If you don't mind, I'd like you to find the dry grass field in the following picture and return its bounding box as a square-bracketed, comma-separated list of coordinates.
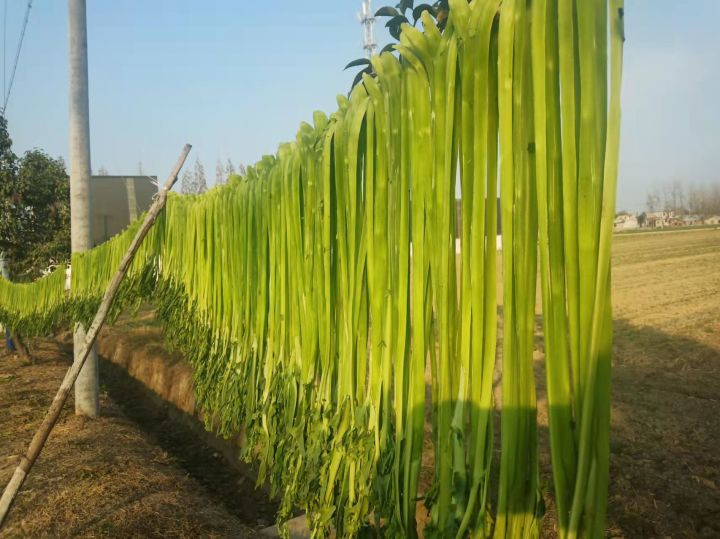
[1, 227, 718, 537]
[0, 341, 268, 538]
[605, 228, 720, 538]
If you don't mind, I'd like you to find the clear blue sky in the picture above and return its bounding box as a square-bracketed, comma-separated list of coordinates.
[3, 1, 719, 211]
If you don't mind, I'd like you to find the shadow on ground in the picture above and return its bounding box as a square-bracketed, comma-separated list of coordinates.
[605, 319, 720, 538]
[100, 357, 279, 528]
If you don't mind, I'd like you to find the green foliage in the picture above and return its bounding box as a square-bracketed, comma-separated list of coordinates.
[0, 2, 625, 537]
[0, 116, 17, 176]
[0, 117, 71, 279]
[347, 0, 450, 90]
[374, 0, 449, 35]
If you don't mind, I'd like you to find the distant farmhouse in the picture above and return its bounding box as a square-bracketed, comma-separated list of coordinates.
[90, 175, 157, 246]
[676, 214, 702, 227]
[645, 210, 674, 229]
[613, 212, 638, 231]
[614, 209, 720, 232]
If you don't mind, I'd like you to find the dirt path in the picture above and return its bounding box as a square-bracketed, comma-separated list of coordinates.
[0, 340, 268, 538]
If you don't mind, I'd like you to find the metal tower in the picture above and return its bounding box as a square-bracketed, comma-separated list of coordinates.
[359, 0, 377, 58]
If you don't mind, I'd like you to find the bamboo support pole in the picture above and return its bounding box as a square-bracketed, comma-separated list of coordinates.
[0, 144, 192, 529]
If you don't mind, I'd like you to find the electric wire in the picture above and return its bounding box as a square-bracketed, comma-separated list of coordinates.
[3, 0, 32, 115]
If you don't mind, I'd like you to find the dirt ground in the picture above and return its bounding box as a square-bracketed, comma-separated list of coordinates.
[0, 340, 272, 538]
[1, 227, 719, 538]
[605, 228, 720, 538]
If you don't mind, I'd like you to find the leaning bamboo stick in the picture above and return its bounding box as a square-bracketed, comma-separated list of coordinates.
[0, 144, 192, 529]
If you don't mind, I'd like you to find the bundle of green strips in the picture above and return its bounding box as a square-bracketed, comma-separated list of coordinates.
[0, 265, 67, 337]
[0, 1, 624, 536]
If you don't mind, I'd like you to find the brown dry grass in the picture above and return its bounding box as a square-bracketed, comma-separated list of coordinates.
[605, 228, 720, 538]
[0, 340, 262, 538]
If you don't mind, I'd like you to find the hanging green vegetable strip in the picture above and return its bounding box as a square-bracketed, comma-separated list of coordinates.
[0, 3, 624, 536]
[0, 265, 68, 337]
[380, 54, 413, 538]
[451, 2, 502, 537]
[431, 19, 460, 535]
[533, 0, 577, 535]
[570, 3, 624, 538]
[534, 1, 625, 537]
[394, 29, 431, 538]
[338, 88, 376, 536]
[496, 0, 541, 537]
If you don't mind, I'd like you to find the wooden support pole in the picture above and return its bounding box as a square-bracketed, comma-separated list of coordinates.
[0, 144, 192, 529]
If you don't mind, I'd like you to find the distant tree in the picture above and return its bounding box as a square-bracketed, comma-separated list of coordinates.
[180, 169, 194, 194]
[98, 165, 109, 175]
[637, 212, 646, 228]
[670, 180, 686, 214]
[647, 180, 720, 217]
[180, 159, 208, 195]
[687, 184, 702, 215]
[0, 117, 71, 279]
[225, 158, 236, 179]
[646, 189, 661, 213]
[687, 182, 720, 216]
[710, 184, 720, 215]
[13, 151, 71, 277]
[0, 115, 18, 274]
[216, 159, 225, 186]
[661, 183, 672, 212]
[0, 116, 17, 182]
[238, 162, 246, 176]
[193, 158, 207, 194]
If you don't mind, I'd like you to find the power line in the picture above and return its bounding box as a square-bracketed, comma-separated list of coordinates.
[3, 0, 7, 103]
[2, 0, 32, 116]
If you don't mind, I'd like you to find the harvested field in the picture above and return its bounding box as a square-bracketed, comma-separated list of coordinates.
[606, 229, 720, 538]
[1, 228, 718, 537]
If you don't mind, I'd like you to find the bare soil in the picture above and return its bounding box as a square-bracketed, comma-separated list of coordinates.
[0, 340, 272, 538]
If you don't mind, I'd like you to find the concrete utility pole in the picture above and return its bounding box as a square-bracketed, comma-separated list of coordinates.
[68, 0, 99, 418]
[0, 252, 8, 280]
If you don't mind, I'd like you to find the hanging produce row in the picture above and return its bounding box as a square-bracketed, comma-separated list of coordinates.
[0, 1, 624, 537]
